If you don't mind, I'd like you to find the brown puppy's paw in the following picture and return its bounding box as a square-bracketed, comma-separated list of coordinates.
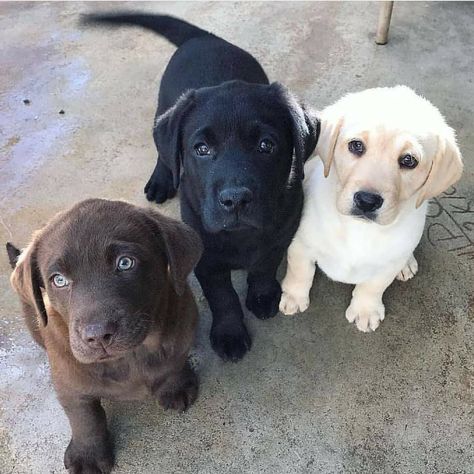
[210, 321, 252, 361]
[64, 438, 114, 474]
[157, 368, 198, 412]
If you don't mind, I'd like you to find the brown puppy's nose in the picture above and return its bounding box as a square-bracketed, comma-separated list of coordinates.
[219, 187, 253, 212]
[82, 321, 118, 347]
[354, 191, 384, 213]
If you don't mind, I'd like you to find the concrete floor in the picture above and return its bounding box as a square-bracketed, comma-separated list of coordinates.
[1, 2, 473, 473]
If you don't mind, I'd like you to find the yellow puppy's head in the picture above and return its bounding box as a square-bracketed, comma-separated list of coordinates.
[316, 86, 463, 225]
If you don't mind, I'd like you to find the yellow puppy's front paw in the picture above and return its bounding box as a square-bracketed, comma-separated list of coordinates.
[279, 291, 309, 316]
[396, 254, 418, 281]
[345, 300, 385, 332]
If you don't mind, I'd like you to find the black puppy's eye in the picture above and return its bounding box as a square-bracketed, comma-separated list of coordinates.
[117, 256, 135, 272]
[194, 143, 211, 156]
[258, 138, 274, 154]
[399, 154, 418, 169]
[52, 273, 69, 288]
[348, 140, 365, 156]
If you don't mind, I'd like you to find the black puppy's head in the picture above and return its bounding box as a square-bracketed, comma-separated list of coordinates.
[154, 81, 320, 233]
[9, 199, 202, 364]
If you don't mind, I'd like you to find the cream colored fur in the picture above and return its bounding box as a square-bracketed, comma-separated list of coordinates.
[280, 86, 463, 332]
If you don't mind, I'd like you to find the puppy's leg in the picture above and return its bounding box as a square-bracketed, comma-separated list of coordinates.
[154, 360, 198, 412]
[144, 159, 177, 204]
[279, 240, 315, 315]
[195, 262, 251, 362]
[396, 253, 419, 281]
[59, 395, 114, 474]
[246, 247, 286, 320]
[345, 270, 399, 332]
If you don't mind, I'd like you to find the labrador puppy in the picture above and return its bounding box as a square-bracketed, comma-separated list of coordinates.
[280, 86, 463, 331]
[7, 198, 203, 473]
[82, 13, 320, 361]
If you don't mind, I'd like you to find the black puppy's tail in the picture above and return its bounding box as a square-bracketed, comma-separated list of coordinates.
[6, 242, 21, 269]
[81, 12, 211, 47]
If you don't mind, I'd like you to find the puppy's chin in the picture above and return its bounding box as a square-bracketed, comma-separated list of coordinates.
[71, 348, 123, 364]
[338, 206, 399, 226]
[202, 208, 264, 234]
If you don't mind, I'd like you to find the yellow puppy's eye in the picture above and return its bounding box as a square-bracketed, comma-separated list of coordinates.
[117, 256, 135, 271]
[52, 273, 69, 288]
[399, 154, 418, 169]
[348, 140, 365, 156]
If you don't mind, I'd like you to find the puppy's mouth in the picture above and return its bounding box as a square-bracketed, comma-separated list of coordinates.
[203, 211, 263, 233]
[70, 318, 151, 364]
[350, 207, 379, 222]
[222, 214, 262, 231]
[72, 344, 134, 364]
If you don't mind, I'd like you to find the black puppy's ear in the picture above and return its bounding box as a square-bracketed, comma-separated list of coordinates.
[153, 90, 196, 189]
[9, 240, 48, 326]
[270, 82, 320, 182]
[143, 209, 203, 295]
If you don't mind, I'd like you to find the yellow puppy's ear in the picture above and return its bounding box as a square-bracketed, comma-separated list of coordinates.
[416, 134, 463, 208]
[315, 116, 343, 178]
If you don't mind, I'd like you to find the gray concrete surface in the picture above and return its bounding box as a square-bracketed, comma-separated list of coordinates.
[1, 2, 473, 473]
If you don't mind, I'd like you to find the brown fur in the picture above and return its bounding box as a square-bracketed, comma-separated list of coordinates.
[8, 198, 203, 474]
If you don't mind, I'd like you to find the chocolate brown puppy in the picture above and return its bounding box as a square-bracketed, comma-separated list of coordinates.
[7, 198, 203, 474]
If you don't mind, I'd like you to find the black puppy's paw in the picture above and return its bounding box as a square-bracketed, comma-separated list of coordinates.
[246, 279, 282, 320]
[64, 438, 114, 474]
[157, 368, 198, 412]
[144, 168, 176, 204]
[210, 322, 252, 362]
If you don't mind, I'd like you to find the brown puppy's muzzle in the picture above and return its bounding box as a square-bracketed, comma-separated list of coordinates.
[70, 306, 152, 364]
[81, 320, 118, 350]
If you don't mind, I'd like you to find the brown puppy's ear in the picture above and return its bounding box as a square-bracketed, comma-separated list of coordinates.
[270, 83, 320, 183]
[143, 209, 203, 295]
[416, 134, 463, 208]
[316, 113, 344, 178]
[153, 89, 196, 190]
[9, 240, 48, 326]
[6, 242, 21, 269]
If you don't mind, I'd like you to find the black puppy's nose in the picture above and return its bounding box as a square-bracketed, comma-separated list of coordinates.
[218, 187, 253, 212]
[82, 321, 118, 347]
[353, 191, 384, 213]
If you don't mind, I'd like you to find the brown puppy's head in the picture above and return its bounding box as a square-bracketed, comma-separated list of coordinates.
[316, 86, 463, 225]
[10, 199, 202, 364]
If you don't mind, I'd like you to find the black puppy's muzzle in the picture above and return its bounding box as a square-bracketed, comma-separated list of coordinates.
[218, 187, 253, 213]
[352, 191, 384, 221]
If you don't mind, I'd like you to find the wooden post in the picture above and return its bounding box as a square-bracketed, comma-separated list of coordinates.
[375, 1, 394, 45]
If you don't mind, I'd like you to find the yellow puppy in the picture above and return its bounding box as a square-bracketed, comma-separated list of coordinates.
[280, 86, 463, 332]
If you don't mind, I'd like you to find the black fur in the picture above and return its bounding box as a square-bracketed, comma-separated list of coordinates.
[83, 13, 320, 361]
[6, 242, 21, 269]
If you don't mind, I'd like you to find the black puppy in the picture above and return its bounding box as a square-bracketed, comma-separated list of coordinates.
[83, 13, 320, 361]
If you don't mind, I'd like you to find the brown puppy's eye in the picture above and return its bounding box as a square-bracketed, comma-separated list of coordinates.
[258, 138, 274, 154]
[348, 140, 365, 156]
[52, 273, 69, 288]
[399, 154, 418, 169]
[194, 143, 210, 156]
[117, 256, 135, 272]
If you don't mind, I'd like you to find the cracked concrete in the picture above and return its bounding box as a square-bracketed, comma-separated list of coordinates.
[0, 2, 473, 473]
